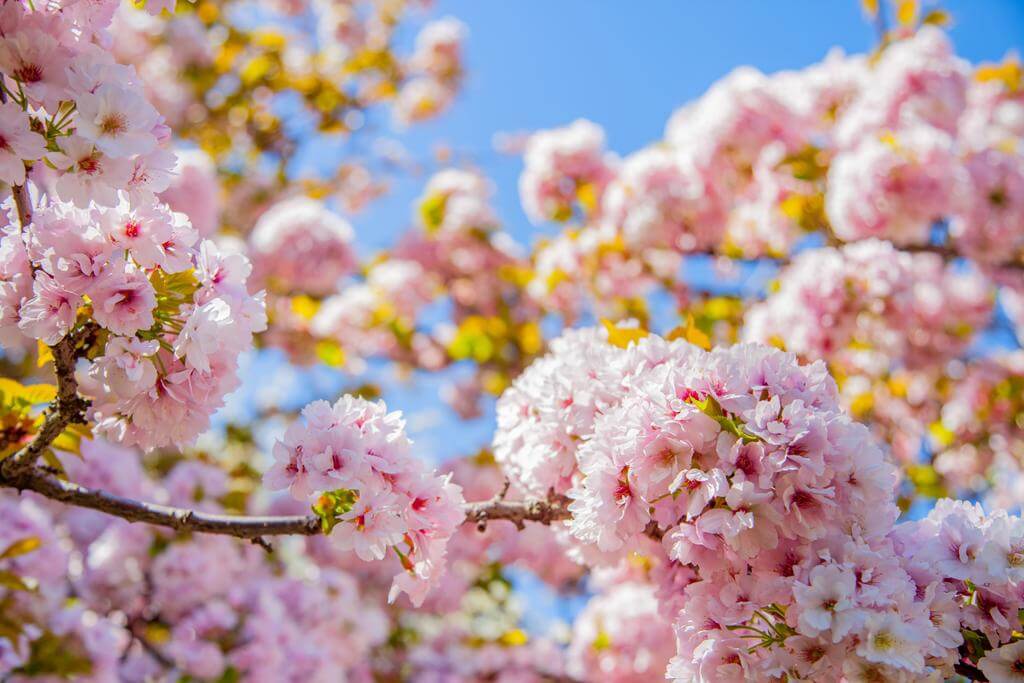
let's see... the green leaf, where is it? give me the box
[906,464,948,499]
[591,629,612,651]
[41,449,65,475]
[315,340,346,368]
[419,193,447,234]
[150,269,200,318]
[312,489,357,534]
[686,394,760,443]
[215,666,241,683]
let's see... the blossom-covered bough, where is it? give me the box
[1,0,1024,679]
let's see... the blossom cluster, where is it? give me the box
[264,395,465,606]
[493,326,623,496]
[519,119,617,224]
[395,17,467,126]
[248,196,357,297]
[567,580,676,683]
[0,0,173,204]
[515,27,1024,326]
[932,352,1024,505]
[494,327,1024,680]
[743,238,993,374]
[0,0,265,451]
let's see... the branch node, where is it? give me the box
[250,536,273,553]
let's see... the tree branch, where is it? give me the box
[8,182,31,230]
[684,245,1023,271]
[0,465,576,541]
[0,326,92,478]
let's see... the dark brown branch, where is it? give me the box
[466,487,573,531]
[0,465,576,540]
[125,620,174,670]
[954,661,988,682]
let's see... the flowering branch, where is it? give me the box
[0,305,576,546]
[0,466,576,542]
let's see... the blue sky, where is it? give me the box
[256,2,1024,462]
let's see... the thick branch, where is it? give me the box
[0,466,575,541]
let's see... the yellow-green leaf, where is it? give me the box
[601,319,648,349]
[0,379,56,406]
[419,193,447,234]
[41,449,65,475]
[922,8,952,26]
[666,315,711,351]
[291,295,320,321]
[36,341,53,368]
[906,464,948,499]
[929,421,955,448]
[499,628,529,647]
[315,340,346,368]
[896,0,918,26]
[0,570,35,591]
[0,537,40,561]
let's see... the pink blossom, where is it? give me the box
[158,148,220,237]
[17,271,80,344]
[567,582,676,683]
[827,126,964,245]
[519,119,616,223]
[75,82,162,158]
[602,145,726,254]
[87,263,156,335]
[249,197,356,296]
[411,17,465,79]
[835,27,968,147]
[0,101,45,185]
[50,135,131,208]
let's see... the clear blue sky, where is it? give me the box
[272,1,1024,461]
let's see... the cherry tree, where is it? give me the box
[0,0,1022,680]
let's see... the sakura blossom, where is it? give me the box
[248,197,357,297]
[263,395,465,606]
[519,119,617,223]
